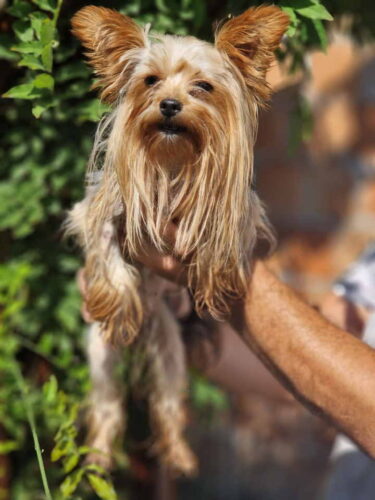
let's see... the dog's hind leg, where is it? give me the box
[135,292,197,475]
[85,322,125,469]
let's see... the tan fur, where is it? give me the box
[71,6,147,103]
[132,294,196,473]
[67,4,288,474]
[215,6,290,104]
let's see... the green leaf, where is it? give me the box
[43,375,58,403]
[180,10,194,20]
[0,440,19,454]
[155,0,169,13]
[33,73,54,90]
[78,446,91,455]
[51,439,74,461]
[75,99,110,122]
[30,12,50,39]
[13,20,34,42]
[3,83,34,99]
[0,44,18,61]
[32,0,57,13]
[282,8,297,25]
[32,105,45,118]
[84,463,108,476]
[281,6,298,37]
[63,453,79,473]
[311,18,328,51]
[41,43,53,72]
[40,19,55,45]
[60,468,84,498]
[7,0,32,18]
[12,41,43,55]
[55,62,89,83]
[19,54,45,71]
[296,3,333,21]
[87,474,117,500]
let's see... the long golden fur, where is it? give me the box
[66,4,288,475]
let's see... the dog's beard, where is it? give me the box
[145,122,198,171]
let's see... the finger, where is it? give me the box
[77,268,87,296]
[81,302,94,323]
[137,248,188,286]
[162,220,178,246]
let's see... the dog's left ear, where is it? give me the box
[72,6,147,103]
[215,5,289,104]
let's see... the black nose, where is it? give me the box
[160,98,182,118]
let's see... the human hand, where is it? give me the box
[135,221,188,285]
[77,268,94,323]
[320,291,369,338]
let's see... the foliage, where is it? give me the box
[1,0,362,497]
[45,376,117,499]
[3,0,63,118]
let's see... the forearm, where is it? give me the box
[232,261,375,456]
[187,320,292,402]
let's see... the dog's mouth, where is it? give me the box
[157,120,187,136]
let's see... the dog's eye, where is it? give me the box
[195,81,213,92]
[144,75,159,86]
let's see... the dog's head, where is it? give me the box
[72,6,288,166]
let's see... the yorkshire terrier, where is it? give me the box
[67,5,288,474]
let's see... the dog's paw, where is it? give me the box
[85,449,113,471]
[164,441,198,477]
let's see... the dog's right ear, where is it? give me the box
[215,6,289,105]
[72,6,146,103]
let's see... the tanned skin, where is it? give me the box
[134,234,375,458]
[237,262,375,457]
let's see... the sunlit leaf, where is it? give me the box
[33,73,54,90]
[60,468,84,498]
[311,18,328,50]
[3,83,35,99]
[13,20,34,42]
[32,0,57,13]
[296,3,333,21]
[19,54,45,70]
[87,474,117,500]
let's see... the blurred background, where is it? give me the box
[0,0,374,499]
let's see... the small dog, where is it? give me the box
[67,5,288,474]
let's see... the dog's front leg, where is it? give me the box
[67,196,143,345]
[84,219,143,345]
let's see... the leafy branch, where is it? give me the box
[3,0,63,117]
[44,376,118,500]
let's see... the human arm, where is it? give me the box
[233,261,375,456]
[136,246,375,457]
